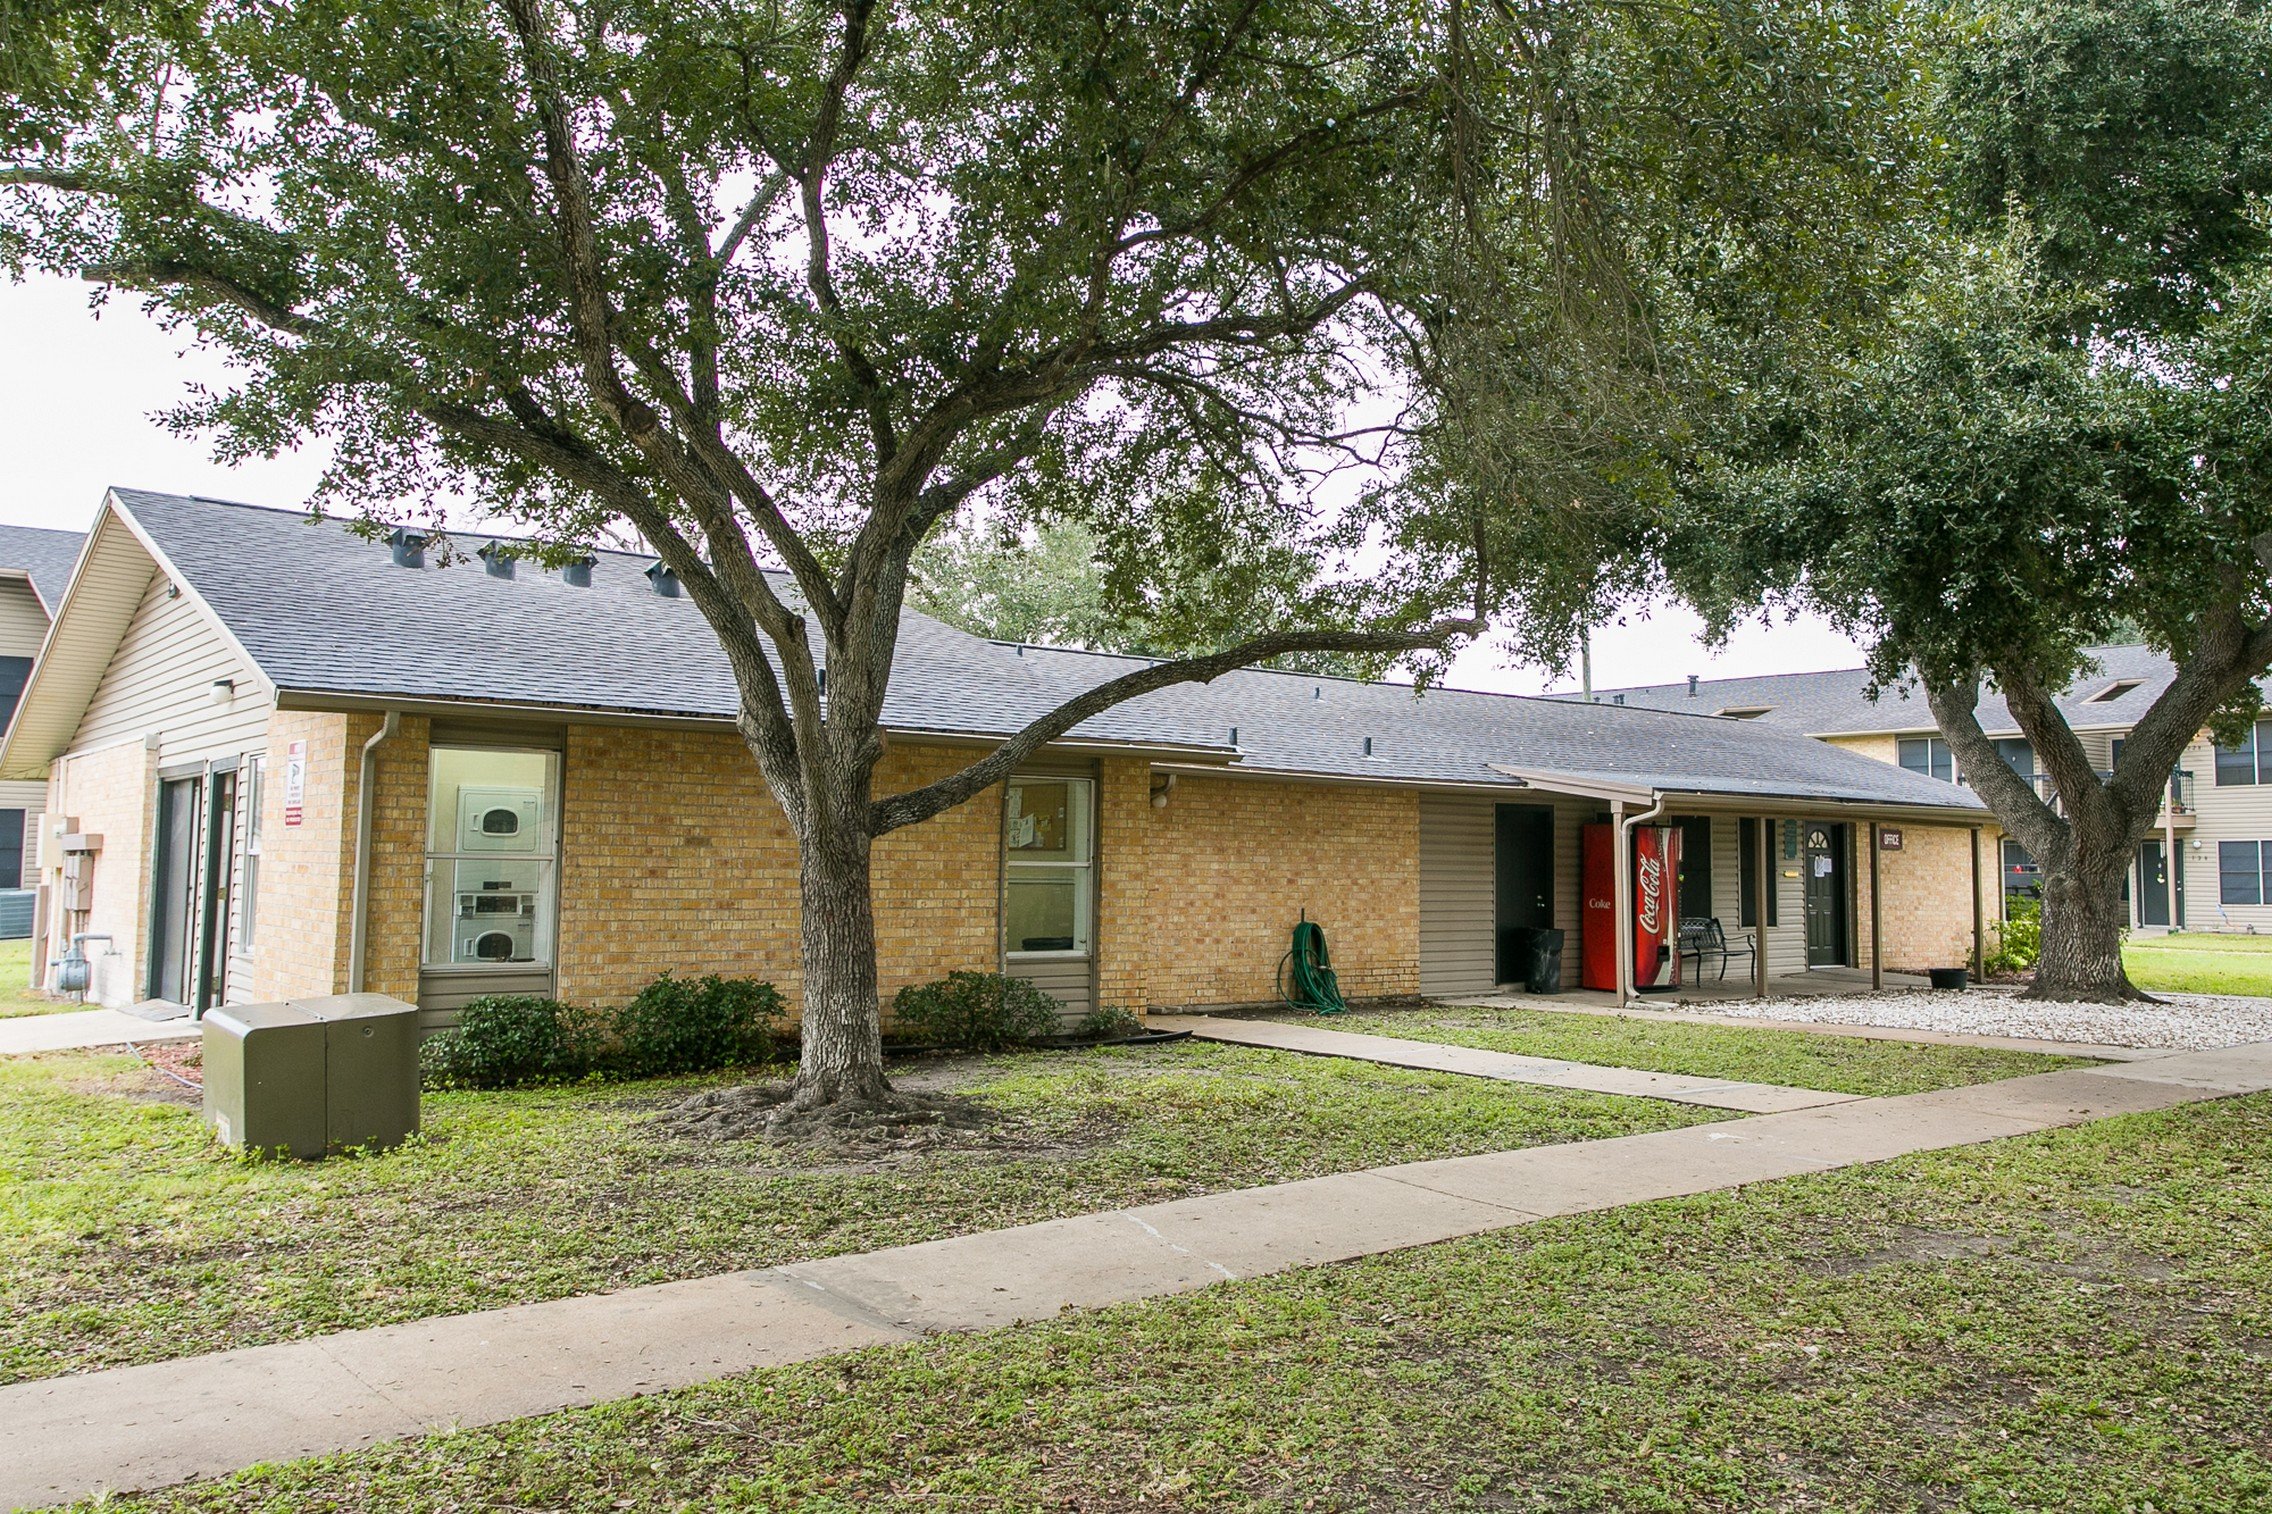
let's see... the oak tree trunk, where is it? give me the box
[2028,853,2143,1003]
[789,793,894,1109]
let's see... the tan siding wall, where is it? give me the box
[1111,773,1419,1010]
[0,579,50,660]
[2181,731,2272,932]
[1417,794,1495,996]
[74,572,269,767]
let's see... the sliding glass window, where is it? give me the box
[422,747,560,969]
[1005,776,1093,956]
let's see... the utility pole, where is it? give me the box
[1581,627,1594,702]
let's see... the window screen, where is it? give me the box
[2220,841,2265,906]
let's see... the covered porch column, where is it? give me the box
[1752,812,1770,999]
[1868,820,1883,992]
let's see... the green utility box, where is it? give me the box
[202,994,420,1158]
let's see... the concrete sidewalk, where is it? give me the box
[8,1046,2269,1510]
[0,1008,198,1057]
[1152,1013,1861,1112]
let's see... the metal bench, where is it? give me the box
[1677,916,1755,983]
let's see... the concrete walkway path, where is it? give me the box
[0,1008,198,1057]
[8,1045,2270,1510]
[1151,1013,1861,1112]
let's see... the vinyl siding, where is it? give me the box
[2178,732,2272,932]
[1418,791,1608,997]
[73,572,270,767]
[1417,794,1495,995]
[416,965,556,1028]
[0,579,50,661]
[1005,955,1092,1020]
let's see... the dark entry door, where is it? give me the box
[2137,840,2175,928]
[1494,803,1554,982]
[196,768,239,1012]
[1675,816,1712,926]
[1802,821,1850,967]
[149,777,201,1003]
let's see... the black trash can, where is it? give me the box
[1496,926,1534,987]
[1524,928,1565,995]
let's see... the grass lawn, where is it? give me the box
[1,1038,1722,1385]
[1266,1001,2086,1096]
[0,937,68,1016]
[2125,932,2272,997]
[90,1092,2272,1512]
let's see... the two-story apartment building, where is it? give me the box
[0,524,88,938]
[1587,645,2272,935]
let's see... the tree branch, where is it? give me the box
[1922,675,2069,864]
[869,604,1488,836]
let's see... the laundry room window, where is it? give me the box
[1005,775,1092,955]
[422,747,560,970]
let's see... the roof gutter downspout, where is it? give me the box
[1615,791,1671,1005]
[348,710,401,994]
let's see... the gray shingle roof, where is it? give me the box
[0,523,88,613]
[111,489,1983,814]
[1576,643,2218,738]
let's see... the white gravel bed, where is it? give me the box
[1686,986,2272,1051]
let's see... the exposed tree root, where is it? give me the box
[2022,976,2161,1006]
[653,1079,1024,1157]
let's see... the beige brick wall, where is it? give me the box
[357,713,433,1002]
[43,737,155,1007]
[245,710,355,1000]
[552,728,1001,1016]
[1100,770,1421,1010]
[1853,821,2000,973]
[238,720,1429,1020]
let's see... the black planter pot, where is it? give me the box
[1927,967,1970,991]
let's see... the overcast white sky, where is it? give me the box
[0,274,1871,695]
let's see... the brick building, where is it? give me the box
[1587,648,2272,939]
[1,490,1997,1026]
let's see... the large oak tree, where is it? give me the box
[1672,0,2272,1001]
[3,0,1908,1113]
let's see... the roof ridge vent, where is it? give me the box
[477,541,515,579]
[386,526,427,570]
[560,553,596,588]
[645,559,681,598]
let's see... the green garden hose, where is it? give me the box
[1278,918,1348,1015]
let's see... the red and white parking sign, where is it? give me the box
[283,739,307,826]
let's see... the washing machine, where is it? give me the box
[453,887,540,962]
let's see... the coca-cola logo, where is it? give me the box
[1637,852,1663,934]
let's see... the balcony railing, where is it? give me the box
[2019,768,2193,817]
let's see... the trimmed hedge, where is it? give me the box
[615,973,786,1077]
[891,970,1063,1052]
[419,975,784,1090]
[419,995,604,1090]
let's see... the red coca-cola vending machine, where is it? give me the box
[1579,822,1682,993]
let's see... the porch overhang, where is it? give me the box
[1484,764,1991,827]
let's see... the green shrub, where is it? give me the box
[891,971,1063,1052]
[419,996,602,1089]
[1076,1005,1144,1042]
[1987,897,2042,976]
[612,973,785,1077]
